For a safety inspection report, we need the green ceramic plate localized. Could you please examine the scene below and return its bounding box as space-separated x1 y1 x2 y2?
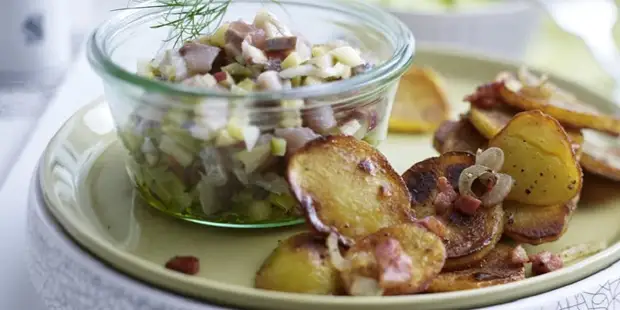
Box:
41 47 620 310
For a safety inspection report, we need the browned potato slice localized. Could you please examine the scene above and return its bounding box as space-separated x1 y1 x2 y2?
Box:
433 119 487 155
255 232 344 294
402 153 505 271
389 66 450 133
426 244 526 292
503 195 578 245
468 105 584 158
497 75 620 135
580 132 620 181
488 110 583 206
287 135 414 244
341 223 446 295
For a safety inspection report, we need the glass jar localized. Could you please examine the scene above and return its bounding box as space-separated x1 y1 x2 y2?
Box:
87 0 414 227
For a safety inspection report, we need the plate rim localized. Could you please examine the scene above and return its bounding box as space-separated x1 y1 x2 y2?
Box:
40 47 620 309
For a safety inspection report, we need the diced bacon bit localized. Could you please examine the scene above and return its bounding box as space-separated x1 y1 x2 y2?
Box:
374 238 413 289
165 256 200 275
530 251 563 275
454 195 481 216
433 176 458 215
464 81 505 109
213 71 228 83
379 184 392 198
415 216 447 239
179 42 221 75
274 127 320 155
511 245 530 264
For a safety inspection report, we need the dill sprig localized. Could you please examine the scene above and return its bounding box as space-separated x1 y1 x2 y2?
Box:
114 0 279 48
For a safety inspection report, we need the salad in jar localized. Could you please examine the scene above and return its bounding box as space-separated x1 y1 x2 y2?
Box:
118 8 395 226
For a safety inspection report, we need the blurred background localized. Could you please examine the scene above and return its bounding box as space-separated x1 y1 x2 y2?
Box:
0 0 619 185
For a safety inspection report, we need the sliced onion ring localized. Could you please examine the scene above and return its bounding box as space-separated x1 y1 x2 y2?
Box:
480 173 514 207
326 232 349 271
475 147 505 172
458 164 494 197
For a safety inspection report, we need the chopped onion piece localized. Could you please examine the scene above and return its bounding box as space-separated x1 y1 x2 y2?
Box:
270 137 287 156
141 137 157 154
326 233 349 271
241 40 267 64
307 54 334 69
279 64 314 79
257 70 283 90
458 165 494 198
476 147 505 171
159 136 193 167
281 51 303 70
236 143 272 174
329 46 364 67
197 180 224 215
480 173 513 207
349 276 384 296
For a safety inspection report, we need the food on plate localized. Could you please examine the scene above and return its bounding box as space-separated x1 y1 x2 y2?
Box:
287 135 414 244
121 9 393 225
426 244 526 292
401 151 508 271
495 68 620 135
165 256 200 275
579 133 620 181
503 196 578 245
338 223 446 296
433 119 486 154
488 110 582 206
389 66 450 133
433 118 579 245
255 232 344 294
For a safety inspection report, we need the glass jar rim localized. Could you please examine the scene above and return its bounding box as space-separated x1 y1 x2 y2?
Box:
87 0 415 101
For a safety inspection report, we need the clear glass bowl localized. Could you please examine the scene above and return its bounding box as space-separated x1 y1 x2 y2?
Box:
87 0 415 228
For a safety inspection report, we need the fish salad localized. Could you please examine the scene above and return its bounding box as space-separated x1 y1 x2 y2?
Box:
121 9 390 224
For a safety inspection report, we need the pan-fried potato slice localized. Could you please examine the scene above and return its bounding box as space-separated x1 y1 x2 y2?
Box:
402 152 505 271
433 119 487 155
579 131 620 181
389 66 450 133
287 135 413 244
255 232 344 294
426 244 526 292
468 105 584 158
488 110 582 206
341 223 446 295
497 73 620 135
503 195 579 245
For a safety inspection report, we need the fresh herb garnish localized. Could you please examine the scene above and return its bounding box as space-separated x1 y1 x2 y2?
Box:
114 0 279 48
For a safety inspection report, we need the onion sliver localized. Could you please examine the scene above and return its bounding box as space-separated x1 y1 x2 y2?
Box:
326 233 349 271
475 147 504 172
458 164 494 197
480 173 513 207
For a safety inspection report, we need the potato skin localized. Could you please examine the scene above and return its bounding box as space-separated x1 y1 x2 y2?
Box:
287 135 414 245
401 152 505 271
342 223 446 295
255 232 343 295
488 110 583 206
426 244 526 292
498 80 620 135
503 195 578 245
433 119 486 155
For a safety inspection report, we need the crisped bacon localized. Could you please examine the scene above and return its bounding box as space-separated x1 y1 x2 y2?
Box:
530 251 563 275
433 176 458 214
165 256 200 275
374 238 413 289
464 81 504 109
510 245 530 264
454 195 481 215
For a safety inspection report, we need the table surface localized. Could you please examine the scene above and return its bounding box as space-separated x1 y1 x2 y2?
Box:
1 4 619 309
